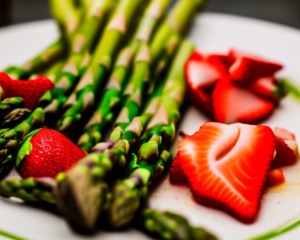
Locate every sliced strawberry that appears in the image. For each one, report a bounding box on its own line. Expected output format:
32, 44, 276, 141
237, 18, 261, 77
206, 54, 234, 72
188, 50, 204, 62
267, 169, 285, 187
212, 77, 274, 124
274, 127, 296, 141
284, 140, 299, 162
178, 122, 275, 223
185, 52, 221, 90
188, 87, 213, 116
229, 49, 261, 60
228, 49, 283, 84
250, 77, 283, 103
169, 153, 187, 184
272, 137, 297, 168
0, 72, 55, 110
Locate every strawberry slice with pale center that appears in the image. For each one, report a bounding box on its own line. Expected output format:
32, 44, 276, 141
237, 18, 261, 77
228, 49, 283, 84
185, 51, 222, 89
178, 122, 275, 222
212, 77, 274, 124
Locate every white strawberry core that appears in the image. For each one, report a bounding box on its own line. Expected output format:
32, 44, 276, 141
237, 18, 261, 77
188, 61, 220, 89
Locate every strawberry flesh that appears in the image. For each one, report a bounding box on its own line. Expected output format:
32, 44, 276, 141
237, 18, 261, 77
274, 127, 296, 141
169, 153, 187, 184
212, 77, 274, 124
17, 128, 86, 179
250, 76, 281, 103
272, 137, 297, 168
229, 55, 283, 84
185, 52, 221, 90
267, 169, 285, 187
206, 54, 234, 72
178, 122, 275, 223
188, 87, 213, 117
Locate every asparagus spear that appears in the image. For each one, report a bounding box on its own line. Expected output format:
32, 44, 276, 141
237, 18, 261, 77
55, 0, 148, 134
138, 209, 218, 240
49, 0, 82, 40
77, 0, 172, 152
3, 39, 67, 81
0, 177, 56, 204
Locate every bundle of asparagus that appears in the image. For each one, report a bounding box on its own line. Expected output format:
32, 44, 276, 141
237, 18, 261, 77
56, 0, 209, 233
77, 0, 173, 152
0, 0, 119, 179
55, 0, 147, 135
0, 0, 218, 239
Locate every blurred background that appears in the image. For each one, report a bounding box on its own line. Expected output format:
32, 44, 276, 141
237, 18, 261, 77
0, 0, 300, 29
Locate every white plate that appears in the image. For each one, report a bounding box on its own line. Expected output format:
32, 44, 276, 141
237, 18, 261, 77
1, 13, 300, 240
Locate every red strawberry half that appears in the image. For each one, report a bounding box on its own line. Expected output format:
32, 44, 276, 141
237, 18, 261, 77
178, 122, 275, 222
0, 72, 54, 110
17, 128, 86, 179
228, 49, 283, 84
212, 77, 274, 124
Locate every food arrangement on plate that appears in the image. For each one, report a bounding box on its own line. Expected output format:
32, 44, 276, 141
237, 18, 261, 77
0, 0, 300, 239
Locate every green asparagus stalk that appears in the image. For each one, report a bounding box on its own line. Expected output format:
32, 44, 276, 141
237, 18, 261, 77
0, 97, 25, 114
138, 209, 218, 240
55, 0, 147, 134
49, 0, 82, 39
1, 105, 31, 128
40, 57, 68, 82
3, 39, 67, 80
0, 177, 56, 204
77, 0, 172, 152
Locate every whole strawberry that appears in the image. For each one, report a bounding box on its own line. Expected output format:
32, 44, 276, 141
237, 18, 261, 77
16, 128, 86, 179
